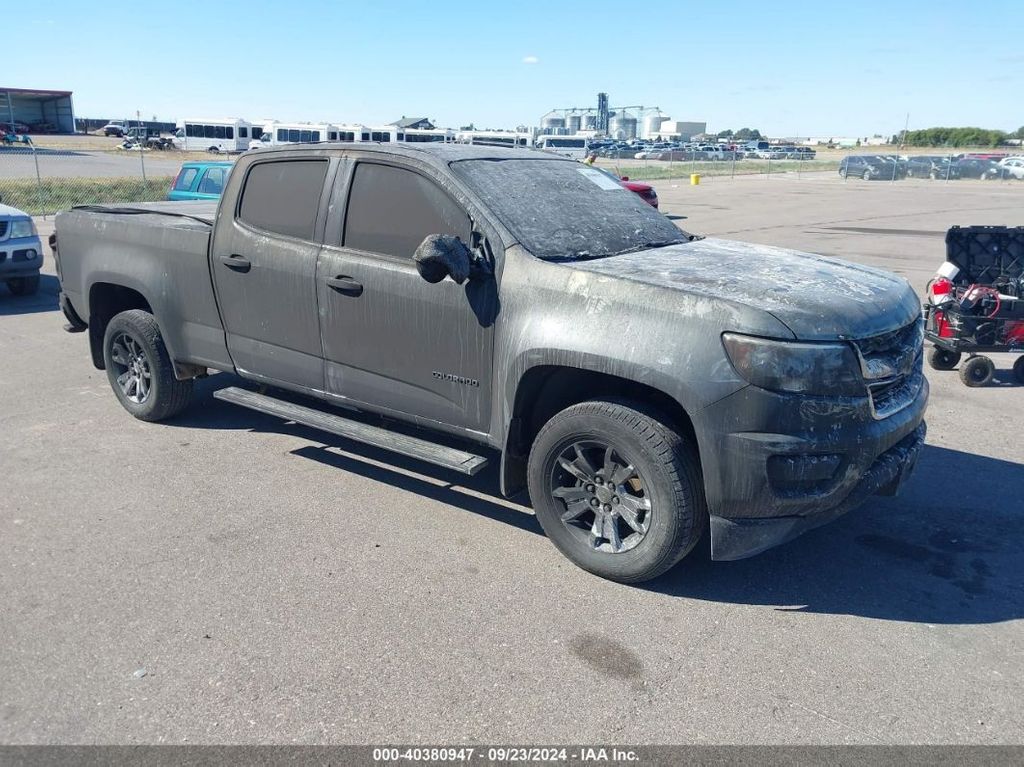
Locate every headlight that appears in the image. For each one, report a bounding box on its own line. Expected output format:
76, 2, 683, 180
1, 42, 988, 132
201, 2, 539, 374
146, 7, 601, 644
722, 333, 865, 396
9, 219, 37, 238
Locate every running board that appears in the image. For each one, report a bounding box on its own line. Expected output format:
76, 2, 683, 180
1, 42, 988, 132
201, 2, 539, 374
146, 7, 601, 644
213, 386, 488, 476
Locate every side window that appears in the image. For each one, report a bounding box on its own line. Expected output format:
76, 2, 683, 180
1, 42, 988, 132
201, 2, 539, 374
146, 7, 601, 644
226, 126, 234, 139
204, 125, 216, 139
239, 126, 248, 138
277, 129, 287, 142
174, 167, 199, 191
198, 167, 225, 195
239, 160, 329, 240
343, 163, 471, 258
252, 127, 263, 140
328, 131, 337, 141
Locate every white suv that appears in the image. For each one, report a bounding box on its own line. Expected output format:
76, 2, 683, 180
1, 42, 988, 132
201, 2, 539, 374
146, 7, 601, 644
997, 157, 1024, 180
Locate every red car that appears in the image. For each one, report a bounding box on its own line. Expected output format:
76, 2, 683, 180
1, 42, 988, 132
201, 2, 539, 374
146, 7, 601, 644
594, 166, 659, 208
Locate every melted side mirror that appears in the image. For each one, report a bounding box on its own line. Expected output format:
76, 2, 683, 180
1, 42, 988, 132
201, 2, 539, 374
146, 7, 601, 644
413, 234, 472, 284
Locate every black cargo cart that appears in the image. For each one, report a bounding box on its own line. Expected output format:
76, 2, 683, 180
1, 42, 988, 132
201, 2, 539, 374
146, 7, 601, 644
924, 226, 1024, 387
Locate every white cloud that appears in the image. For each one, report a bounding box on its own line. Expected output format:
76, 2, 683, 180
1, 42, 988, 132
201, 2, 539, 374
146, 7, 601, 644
522, 55, 539, 65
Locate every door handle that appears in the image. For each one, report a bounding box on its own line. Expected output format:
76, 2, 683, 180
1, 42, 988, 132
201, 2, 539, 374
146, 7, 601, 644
220, 254, 251, 273
326, 276, 363, 297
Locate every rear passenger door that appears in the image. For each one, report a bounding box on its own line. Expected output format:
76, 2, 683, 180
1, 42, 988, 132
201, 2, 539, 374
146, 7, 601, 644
210, 157, 331, 390
316, 159, 495, 433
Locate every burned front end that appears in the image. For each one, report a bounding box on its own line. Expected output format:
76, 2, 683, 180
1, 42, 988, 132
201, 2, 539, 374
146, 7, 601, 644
697, 318, 928, 560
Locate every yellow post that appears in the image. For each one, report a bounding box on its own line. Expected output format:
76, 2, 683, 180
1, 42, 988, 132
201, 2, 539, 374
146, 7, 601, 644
690, 173, 701, 186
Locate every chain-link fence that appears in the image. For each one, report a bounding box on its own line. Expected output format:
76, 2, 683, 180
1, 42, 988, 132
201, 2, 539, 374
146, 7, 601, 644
594, 144, 1024, 185
2, 136, 1021, 218
0, 141, 181, 217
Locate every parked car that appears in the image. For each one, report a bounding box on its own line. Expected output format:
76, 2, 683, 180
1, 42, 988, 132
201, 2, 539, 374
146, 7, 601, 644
101, 120, 129, 137
1, 120, 32, 135
906, 155, 960, 179
954, 157, 1008, 180
167, 162, 233, 201
793, 147, 816, 160
996, 157, 1024, 180
53, 143, 926, 584
839, 155, 904, 180
593, 167, 659, 208
0, 197, 43, 295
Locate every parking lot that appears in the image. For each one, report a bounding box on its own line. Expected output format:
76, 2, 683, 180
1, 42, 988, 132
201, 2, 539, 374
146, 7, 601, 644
2, 174, 1022, 744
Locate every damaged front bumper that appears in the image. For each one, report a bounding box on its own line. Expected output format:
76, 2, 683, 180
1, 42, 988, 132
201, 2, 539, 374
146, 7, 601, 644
696, 369, 928, 561
709, 422, 926, 560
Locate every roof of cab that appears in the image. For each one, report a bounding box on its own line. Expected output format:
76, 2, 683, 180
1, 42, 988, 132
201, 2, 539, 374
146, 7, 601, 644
247, 142, 568, 166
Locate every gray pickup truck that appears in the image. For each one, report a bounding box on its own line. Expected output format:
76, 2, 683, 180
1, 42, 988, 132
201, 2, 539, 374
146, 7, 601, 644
52, 143, 927, 582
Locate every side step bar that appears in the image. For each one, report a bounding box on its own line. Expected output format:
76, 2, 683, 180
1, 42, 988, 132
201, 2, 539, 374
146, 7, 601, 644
213, 386, 488, 476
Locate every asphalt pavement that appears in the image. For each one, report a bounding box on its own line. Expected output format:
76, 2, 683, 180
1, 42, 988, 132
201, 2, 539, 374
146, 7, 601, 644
1, 174, 1022, 744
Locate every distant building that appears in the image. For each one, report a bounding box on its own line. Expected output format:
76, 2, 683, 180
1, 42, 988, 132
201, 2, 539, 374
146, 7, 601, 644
1, 86, 75, 133
655, 120, 706, 141
391, 116, 435, 130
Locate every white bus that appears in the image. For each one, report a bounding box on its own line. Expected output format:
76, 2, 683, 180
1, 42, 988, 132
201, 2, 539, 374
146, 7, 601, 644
536, 135, 589, 159
456, 130, 531, 149
250, 122, 336, 149
401, 128, 455, 143
174, 118, 252, 153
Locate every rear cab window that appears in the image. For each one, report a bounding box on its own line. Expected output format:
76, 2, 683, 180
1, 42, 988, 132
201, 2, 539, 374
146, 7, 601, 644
238, 160, 329, 240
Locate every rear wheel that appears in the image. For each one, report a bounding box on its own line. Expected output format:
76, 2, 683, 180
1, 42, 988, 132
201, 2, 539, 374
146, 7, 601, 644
527, 399, 705, 583
103, 309, 193, 421
1013, 357, 1024, 385
6, 275, 40, 296
928, 346, 961, 371
959, 356, 995, 387
862, 169, 873, 181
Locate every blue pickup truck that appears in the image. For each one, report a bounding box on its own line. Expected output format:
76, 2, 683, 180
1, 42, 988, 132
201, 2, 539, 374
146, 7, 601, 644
167, 161, 233, 201
0, 199, 43, 295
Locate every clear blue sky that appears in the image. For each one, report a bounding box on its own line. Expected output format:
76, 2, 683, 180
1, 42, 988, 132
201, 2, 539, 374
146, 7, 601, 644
10, 0, 1022, 137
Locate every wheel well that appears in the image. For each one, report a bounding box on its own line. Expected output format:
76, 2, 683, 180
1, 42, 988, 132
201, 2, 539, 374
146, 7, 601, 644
87, 283, 152, 369
502, 366, 697, 496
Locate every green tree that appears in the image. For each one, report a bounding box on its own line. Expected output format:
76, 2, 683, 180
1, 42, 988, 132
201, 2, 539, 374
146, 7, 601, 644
717, 129, 734, 138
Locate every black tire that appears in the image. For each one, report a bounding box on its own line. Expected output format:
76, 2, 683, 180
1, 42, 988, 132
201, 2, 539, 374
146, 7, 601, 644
1013, 357, 1024, 385
102, 309, 193, 421
959, 356, 994, 387
862, 169, 872, 181
6, 275, 40, 296
928, 346, 961, 371
527, 399, 706, 584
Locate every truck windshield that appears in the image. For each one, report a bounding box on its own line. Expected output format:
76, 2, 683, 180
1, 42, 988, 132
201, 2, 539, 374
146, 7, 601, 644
450, 158, 689, 261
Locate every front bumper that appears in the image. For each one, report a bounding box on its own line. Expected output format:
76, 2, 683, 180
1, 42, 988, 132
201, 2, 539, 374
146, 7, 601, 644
0, 235, 43, 278
695, 369, 929, 560
709, 422, 926, 560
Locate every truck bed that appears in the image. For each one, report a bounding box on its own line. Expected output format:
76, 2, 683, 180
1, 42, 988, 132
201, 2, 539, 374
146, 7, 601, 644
55, 201, 232, 372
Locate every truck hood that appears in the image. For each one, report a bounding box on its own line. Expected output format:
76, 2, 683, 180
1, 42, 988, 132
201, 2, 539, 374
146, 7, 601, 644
570, 237, 921, 340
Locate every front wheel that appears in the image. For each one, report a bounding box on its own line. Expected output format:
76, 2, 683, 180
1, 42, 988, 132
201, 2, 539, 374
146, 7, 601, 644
527, 400, 706, 583
103, 309, 193, 421
862, 170, 873, 181
6, 275, 40, 295
928, 346, 961, 371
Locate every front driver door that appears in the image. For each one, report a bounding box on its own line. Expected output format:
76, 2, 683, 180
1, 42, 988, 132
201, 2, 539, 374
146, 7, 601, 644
316, 159, 496, 433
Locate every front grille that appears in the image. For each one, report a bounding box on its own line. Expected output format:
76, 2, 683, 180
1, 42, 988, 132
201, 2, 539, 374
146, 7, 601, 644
853, 319, 924, 419
0, 221, 8, 240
